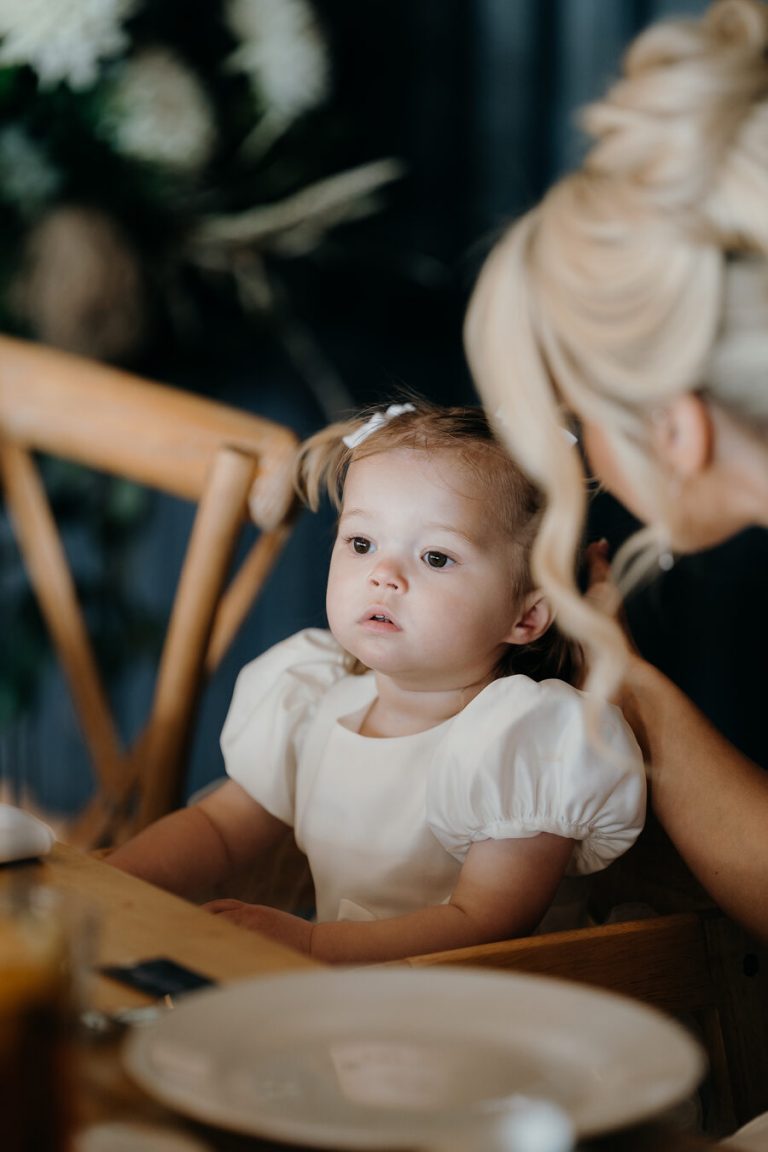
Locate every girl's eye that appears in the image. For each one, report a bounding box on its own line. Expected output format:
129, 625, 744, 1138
350, 537, 371, 555
423, 551, 454, 569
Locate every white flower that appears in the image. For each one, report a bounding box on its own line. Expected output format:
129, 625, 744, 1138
103, 47, 216, 173
225, 0, 329, 126
0, 127, 61, 214
0, 0, 139, 90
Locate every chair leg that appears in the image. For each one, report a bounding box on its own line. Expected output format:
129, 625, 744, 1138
704, 914, 768, 1129
694, 1005, 737, 1137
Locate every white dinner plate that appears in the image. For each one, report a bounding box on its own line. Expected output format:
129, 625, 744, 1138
123, 966, 705, 1149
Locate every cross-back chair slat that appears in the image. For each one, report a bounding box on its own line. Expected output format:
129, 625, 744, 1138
0, 334, 299, 847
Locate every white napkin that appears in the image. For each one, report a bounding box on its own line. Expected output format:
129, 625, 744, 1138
0, 803, 55, 863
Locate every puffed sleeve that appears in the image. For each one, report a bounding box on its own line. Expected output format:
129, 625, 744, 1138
427, 676, 646, 875
220, 628, 347, 825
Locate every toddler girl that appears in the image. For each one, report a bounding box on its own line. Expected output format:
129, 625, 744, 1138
108, 400, 645, 963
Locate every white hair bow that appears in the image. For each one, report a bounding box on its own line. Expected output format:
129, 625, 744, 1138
342, 403, 416, 449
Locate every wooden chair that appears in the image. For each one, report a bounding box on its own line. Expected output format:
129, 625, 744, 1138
402, 910, 768, 1138
0, 334, 299, 848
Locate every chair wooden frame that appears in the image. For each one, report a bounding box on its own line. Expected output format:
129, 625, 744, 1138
402, 910, 768, 1138
0, 334, 299, 846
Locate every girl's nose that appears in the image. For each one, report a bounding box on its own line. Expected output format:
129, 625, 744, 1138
369, 559, 406, 592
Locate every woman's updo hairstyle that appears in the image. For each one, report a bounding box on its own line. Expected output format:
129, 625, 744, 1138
465, 0, 768, 700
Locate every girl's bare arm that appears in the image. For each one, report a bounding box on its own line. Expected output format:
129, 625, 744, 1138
106, 779, 288, 903
205, 832, 574, 963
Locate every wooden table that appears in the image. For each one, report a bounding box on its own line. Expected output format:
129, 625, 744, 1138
12, 841, 315, 1010
1, 843, 718, 1151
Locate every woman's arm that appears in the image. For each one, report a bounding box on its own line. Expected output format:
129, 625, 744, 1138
586, 540, 768, 942
205, 832, 574, 963
623, 655, 768, 943
105, 779, 288, 903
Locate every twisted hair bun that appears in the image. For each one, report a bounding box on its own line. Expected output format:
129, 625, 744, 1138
581, 0, 768, 238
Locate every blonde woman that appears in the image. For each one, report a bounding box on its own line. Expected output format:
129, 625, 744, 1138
464, 0, 768, 944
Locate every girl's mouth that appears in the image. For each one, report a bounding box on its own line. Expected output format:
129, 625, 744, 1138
361, 609, 401, 631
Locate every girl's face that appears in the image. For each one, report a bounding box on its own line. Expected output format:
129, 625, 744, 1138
326, 448, 524, 692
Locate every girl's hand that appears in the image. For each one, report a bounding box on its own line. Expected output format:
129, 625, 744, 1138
202, 899, 313, 955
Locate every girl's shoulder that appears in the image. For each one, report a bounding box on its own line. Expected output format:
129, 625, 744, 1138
236, 627, 346, 687
459, 673, 586, 727
221, 630, 351, 823
223, 629, 349, 730
444, 673, 642, 776
429, 675, 646, 874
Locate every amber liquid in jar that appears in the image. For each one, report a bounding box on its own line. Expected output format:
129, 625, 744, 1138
0, 904, 74, 1151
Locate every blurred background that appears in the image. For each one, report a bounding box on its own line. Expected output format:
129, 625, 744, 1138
2, 0, 764, 827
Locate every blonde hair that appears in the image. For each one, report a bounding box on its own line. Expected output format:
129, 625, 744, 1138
464, 0, 768, 700
295, 398, 583, 685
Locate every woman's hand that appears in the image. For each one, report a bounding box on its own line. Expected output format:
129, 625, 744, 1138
203, 899, 314, 955
584, 539, 650, 757
584, 539, 626, 625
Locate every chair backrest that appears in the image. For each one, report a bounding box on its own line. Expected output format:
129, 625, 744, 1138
401, 911, 768, 1139
0, 334, 299, 847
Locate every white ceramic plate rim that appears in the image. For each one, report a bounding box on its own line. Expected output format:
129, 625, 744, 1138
123, 966, 705, 1149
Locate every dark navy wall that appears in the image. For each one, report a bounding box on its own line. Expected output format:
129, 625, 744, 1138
12, 1, 762, 822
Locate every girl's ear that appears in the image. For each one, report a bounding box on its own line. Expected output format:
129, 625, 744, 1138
505, 591, 553, 646
650, 394, 713, 479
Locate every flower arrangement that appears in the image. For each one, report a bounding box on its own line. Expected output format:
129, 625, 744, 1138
0, 0, 401, 368
0, 0, 403, 744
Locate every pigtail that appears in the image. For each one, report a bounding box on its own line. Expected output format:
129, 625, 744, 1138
294, 401, 422, 510
293, 419, 356, 511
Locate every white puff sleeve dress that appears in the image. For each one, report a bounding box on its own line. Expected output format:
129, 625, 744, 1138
221, 629, 646, 926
